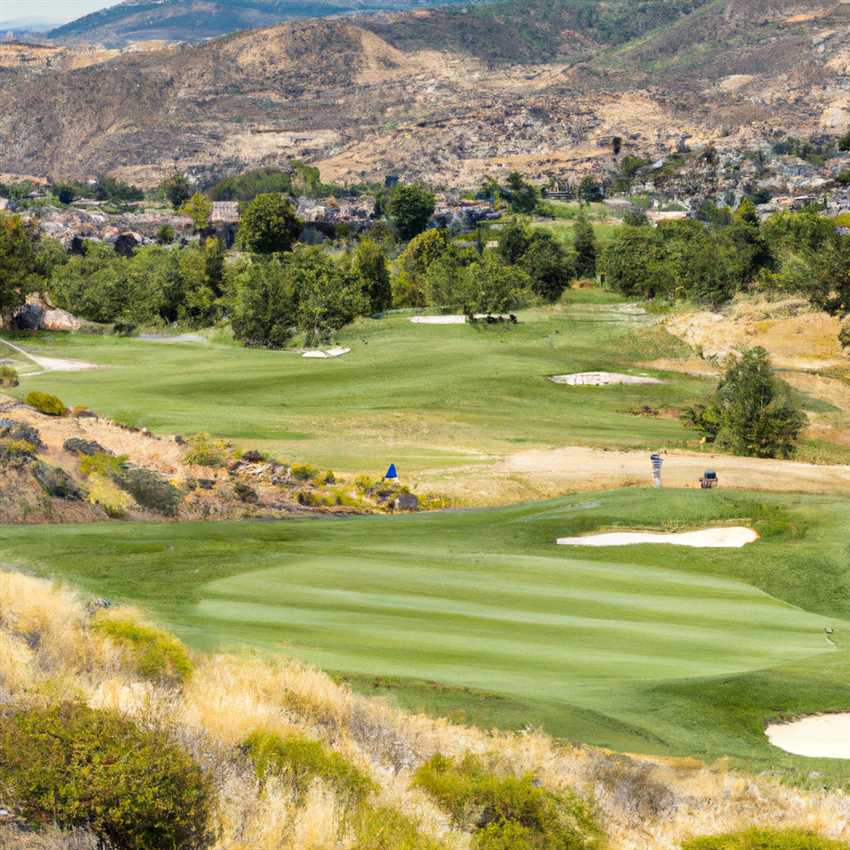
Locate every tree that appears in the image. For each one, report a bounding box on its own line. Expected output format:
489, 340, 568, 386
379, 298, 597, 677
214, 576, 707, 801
602, 226, 673, 298
292, 249, 369, 346
505, 172, 538, 214
520, 231, 574, 302
238, 193, 302, 255
180, 192, 213, 233
393, 228, 450, 307
573, 208, 597, 279
157, 224, 176, 245
578, 175, 603, 203
386, 184, 436, 240
423, 245, 476, 308
230, 256, 297, 348
352, 238, 392, 314
499, 220, 531, 265
0, 213, 41, 322
55, 183, 76, 205
465, 254, 532, 315
683, 347, 807, 459
162, 173, 192, 210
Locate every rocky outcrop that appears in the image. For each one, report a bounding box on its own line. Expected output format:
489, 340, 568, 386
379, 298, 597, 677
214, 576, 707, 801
12, 294, 81, 333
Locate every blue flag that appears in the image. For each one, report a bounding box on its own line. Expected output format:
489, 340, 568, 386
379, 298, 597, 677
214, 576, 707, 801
385, 464, 398, 480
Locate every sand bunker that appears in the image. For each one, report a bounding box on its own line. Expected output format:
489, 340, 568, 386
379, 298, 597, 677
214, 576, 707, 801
302, 347, 351, 359
557, 527, 758, 548
766, 714, 850, 759
550, 372, 665, 386
410, 316, 467, 325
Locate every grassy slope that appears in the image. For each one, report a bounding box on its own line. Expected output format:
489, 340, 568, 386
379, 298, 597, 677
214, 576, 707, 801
3, 488, 850, 781
2, 296, 705, 478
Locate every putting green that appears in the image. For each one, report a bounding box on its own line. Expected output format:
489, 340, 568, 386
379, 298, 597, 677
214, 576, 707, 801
3, 488, 850, 775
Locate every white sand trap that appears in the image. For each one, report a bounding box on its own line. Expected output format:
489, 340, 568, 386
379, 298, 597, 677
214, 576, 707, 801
302, 347, 352, 359
550, 372, 665, 386
410, 316, 467, 325
766, 714, 850, 759
557, 527, 758, 548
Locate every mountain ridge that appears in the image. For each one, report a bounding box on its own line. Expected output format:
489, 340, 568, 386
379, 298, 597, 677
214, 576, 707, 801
2, 0, 848, 188
47, 0, 474, 45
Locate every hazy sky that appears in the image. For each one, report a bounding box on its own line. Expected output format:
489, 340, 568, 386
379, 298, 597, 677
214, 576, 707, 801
1, 0, 115, 23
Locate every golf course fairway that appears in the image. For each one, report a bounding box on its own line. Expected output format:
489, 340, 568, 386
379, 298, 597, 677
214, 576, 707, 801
3, 488, 850, 778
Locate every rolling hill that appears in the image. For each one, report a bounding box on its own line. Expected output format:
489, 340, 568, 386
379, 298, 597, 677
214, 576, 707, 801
1, 0, 848, 187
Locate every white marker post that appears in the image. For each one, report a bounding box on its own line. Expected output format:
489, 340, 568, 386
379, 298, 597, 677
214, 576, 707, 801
650, 453, 664, 488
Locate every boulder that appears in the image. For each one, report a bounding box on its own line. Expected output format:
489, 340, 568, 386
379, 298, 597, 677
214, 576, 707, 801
42, 307, 81, 332
63, 438, 111, 457
393, 492, 420, 512
11, 302, 44, 331
0, 419, 44, 450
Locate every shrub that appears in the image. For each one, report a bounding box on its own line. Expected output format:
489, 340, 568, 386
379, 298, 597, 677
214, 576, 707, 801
0, 418, 43, 448
32, 462, 83, 500
413, 753, 601, 850
351, 806, 447, 850
291, 462, 319, 481
25, 391, 67, 417
243, 730, 375, 806
0, 365, 18, 388
0, 703, 211, 850
0, 438, 36, 458
93, 614, 193, 683
475, 820, 537, 850
681, 829, 850, 850
184, 433, 231, 468
115, 467, 182, 517
79, 451, 127, 478
87, 473, 134, 517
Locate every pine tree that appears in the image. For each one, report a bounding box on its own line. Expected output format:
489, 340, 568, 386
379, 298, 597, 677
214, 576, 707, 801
573, 208, 597, 279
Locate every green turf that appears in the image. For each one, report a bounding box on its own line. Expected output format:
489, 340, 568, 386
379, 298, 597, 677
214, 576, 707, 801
0, 298, 707, 477
3, 488, 850, 782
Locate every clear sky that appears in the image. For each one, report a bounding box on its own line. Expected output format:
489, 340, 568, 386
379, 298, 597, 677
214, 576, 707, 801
1, 0, 115, 24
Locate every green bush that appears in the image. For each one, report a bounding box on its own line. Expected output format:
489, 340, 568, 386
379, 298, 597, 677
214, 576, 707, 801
291, 462, 320, 482
25, 391, 67, 417
0, 365, 18, 388
681, 829, 850, 850
115, 467, 182, 516
184, 433, 231, 468
413, 753, 601, 850
0, 703, 211, 850
79, 451, 127, 478
351, 806, 447, 850
93, 615, 194, 683
243, 730, 375, 806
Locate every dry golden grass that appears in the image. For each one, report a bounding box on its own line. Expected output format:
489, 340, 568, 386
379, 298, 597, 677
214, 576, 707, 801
0, 569, 848, 850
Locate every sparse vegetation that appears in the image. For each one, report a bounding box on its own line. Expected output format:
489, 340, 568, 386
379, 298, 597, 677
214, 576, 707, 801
682, 830, 850, 850
92, 613, 194, 683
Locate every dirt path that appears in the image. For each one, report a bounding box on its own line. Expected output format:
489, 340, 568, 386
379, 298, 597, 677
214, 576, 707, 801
0, 338, 99, 375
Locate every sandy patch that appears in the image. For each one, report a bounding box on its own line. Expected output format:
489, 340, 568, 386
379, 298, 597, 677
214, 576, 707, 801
138, 333, 207, 344
641, 358, 719, 378
302, 347, 351, 359
557, 527, 758, 548
410, 316, 467, 325
550, 372, 665, 386
766, 714, 850, 760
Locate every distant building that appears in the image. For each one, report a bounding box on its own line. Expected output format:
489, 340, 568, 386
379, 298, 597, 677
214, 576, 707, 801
210, 201, 240, 224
